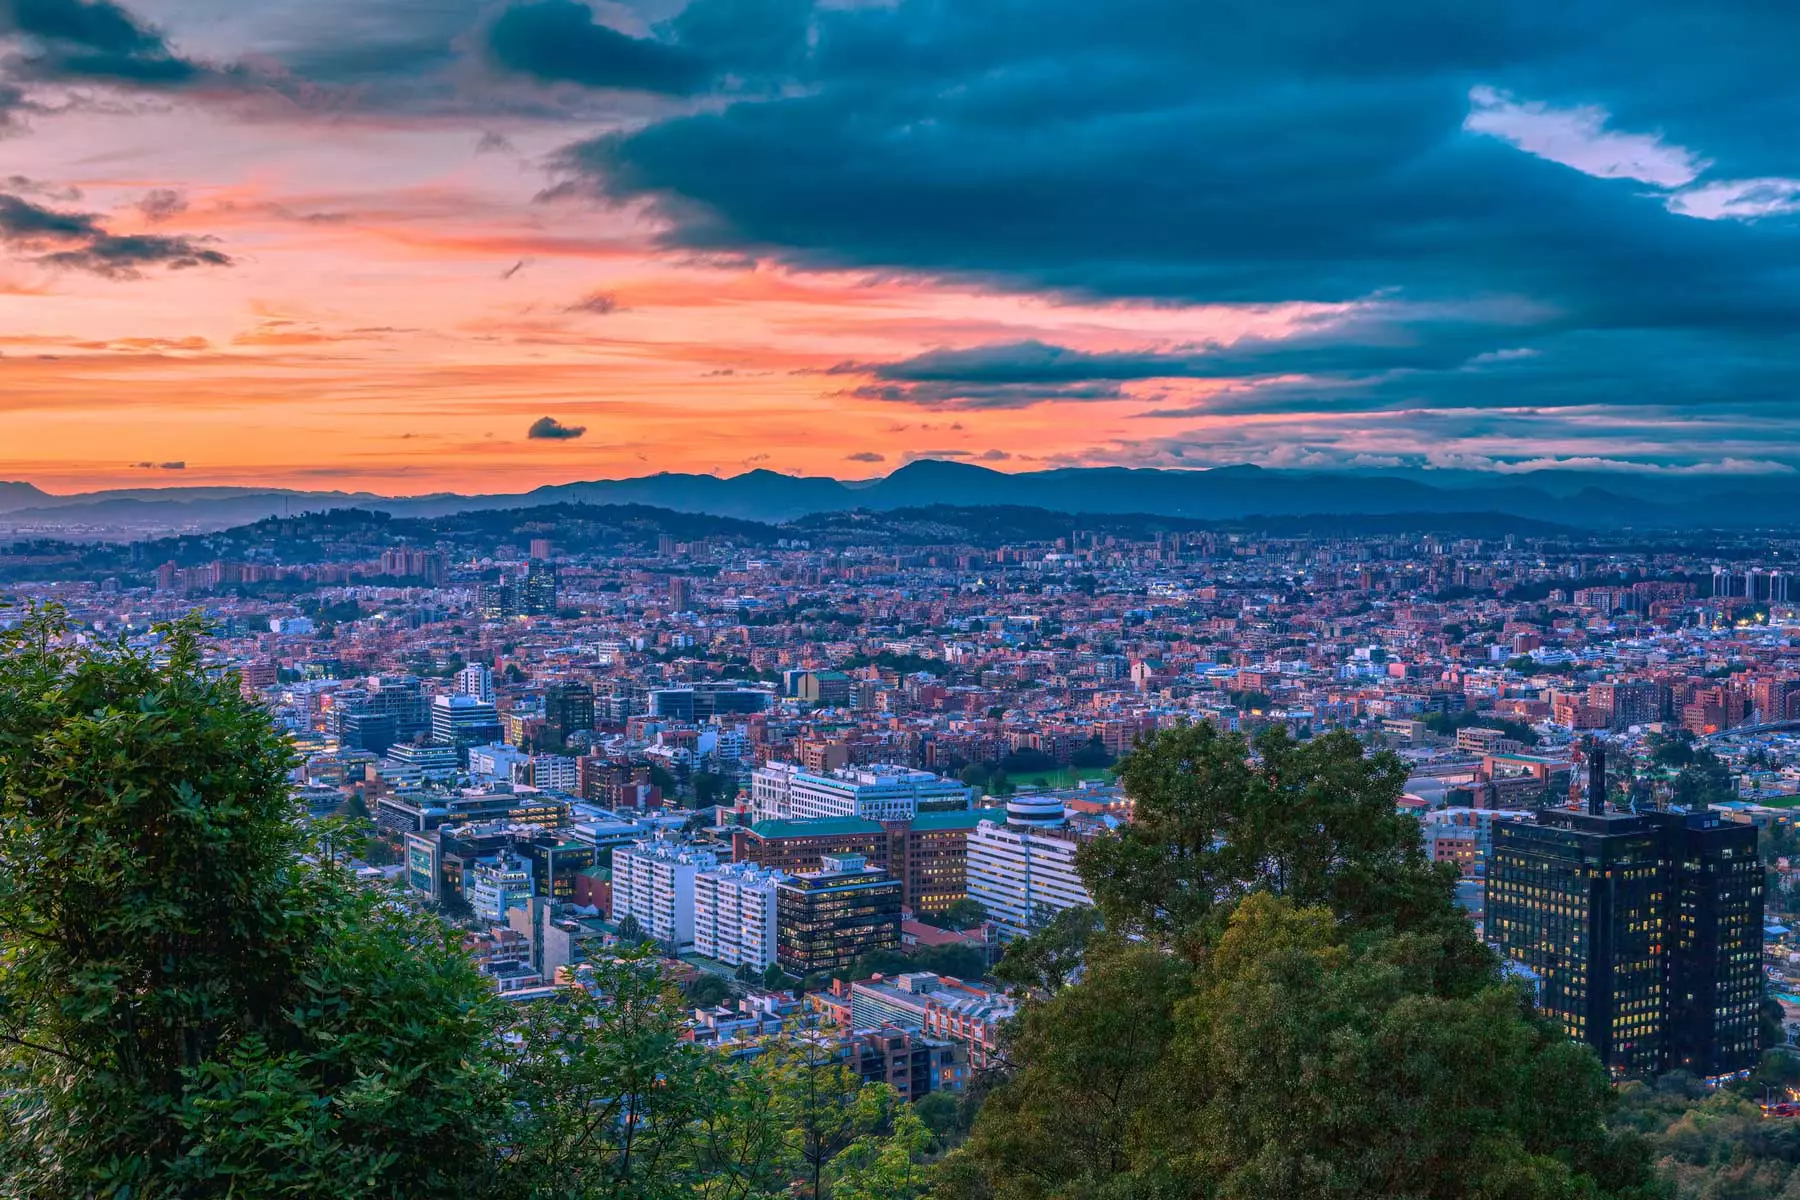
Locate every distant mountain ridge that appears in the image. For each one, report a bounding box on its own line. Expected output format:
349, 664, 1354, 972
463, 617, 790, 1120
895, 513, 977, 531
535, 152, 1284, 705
1, 461, 1796, 533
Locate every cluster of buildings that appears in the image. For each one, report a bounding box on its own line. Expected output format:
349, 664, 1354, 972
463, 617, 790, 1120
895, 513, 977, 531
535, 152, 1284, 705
15, 515, 1800, 1086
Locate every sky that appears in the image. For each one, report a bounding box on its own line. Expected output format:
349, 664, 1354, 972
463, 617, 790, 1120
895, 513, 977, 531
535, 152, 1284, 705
3, 0, 1800, 495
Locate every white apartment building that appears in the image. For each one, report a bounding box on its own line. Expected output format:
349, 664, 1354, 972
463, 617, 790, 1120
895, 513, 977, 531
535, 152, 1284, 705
469, 850, 534, 923
966, 797, 1093, 941
455, 662, 494, 702
613, 838, 719, 950
750, 762, 971, 822
693, 861, 787, 971
529, 754, 579, 792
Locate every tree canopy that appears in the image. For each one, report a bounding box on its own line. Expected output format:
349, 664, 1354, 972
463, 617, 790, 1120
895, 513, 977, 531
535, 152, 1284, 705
954, 722, 1657, 1200
0, 610, 500, 1196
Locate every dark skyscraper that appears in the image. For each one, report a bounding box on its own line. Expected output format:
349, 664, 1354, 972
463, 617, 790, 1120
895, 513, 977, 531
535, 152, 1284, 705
521, 560, 558, 616
542, 681, 596, 751
1487, 783, 1764, 1079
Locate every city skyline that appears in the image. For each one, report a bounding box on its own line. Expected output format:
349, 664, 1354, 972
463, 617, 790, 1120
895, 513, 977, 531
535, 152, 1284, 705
5, 0, 1800, 493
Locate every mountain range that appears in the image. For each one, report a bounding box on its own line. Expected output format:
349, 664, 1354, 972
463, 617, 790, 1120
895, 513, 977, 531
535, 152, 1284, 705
0, 461, 1794, 535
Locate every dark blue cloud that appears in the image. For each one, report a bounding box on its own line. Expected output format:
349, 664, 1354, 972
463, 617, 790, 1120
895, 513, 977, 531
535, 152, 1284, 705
539, 0, 1800, 451
0, 0, 206, 85
487, 0, 710, 94
527, 415, 587, 439
0, 191, 232, 278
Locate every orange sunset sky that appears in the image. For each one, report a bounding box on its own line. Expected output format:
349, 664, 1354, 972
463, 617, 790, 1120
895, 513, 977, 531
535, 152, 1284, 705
4, 0, 1798, 495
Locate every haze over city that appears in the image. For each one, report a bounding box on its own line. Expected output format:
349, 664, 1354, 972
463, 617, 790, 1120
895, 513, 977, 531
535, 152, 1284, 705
5, 0, 1800, 493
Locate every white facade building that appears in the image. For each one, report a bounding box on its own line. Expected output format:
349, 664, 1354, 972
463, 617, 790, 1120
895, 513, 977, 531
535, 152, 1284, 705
966, 797, 1093, 941
529, 754, 580, 792
455, 662, 494, 702
469, 850, 534, 923
613, 839, 719, 950
693, 861, 787, 971
468, 742, 529, 783
749, 762, 971, 822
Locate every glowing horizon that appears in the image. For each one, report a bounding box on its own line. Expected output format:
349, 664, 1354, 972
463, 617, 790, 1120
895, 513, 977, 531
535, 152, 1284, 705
5, 0, 1799, 492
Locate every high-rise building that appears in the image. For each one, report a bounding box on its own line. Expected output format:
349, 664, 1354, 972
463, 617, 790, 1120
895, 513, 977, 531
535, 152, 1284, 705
776, 853, 902, 975
379, 547, 447, 584
431, 693, 503, 757
668, 576, 691, 611
694, 861, 787, 971
965, 796, 1094, 941
521, 560, 558, 616
456, 663, 494, 702
613, 839, 719, 950
469, 850, 534, 923
477, 580, 515, 621
1486, 752, 1764, 1080
648, 684, 772, 722
542, 681, 596, 751
733, 808, 1005, 914
750, 762, 971, 822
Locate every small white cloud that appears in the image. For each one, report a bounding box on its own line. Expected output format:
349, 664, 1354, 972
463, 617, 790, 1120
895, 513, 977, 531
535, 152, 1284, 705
1465, 86, 1707, 188
1466, 347, 1540, 365
1667, 177, 1800, 221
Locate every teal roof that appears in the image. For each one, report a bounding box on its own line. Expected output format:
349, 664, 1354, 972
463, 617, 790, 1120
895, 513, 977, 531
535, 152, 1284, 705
747, 817, 884, 839
909, 807, 1007, 832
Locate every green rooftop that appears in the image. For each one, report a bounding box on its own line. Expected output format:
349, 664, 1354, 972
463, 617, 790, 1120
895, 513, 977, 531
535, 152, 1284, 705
747, 816, 884, 839
909, 807, 1007, 831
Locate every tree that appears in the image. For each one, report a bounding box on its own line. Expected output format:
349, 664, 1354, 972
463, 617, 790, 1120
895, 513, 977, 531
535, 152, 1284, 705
947, 897, 1655, 1200
912, 1091, 965, 1147
993, 905, 1100, 994
693, 771, 734, 808
437, 887, 475, 922
0, 609, 501, 1197
762, 963, 794, 992
947, 719, 1656, 1200
918, 898, 988, 932
1083, 724, 1479, 975
828, 1104, 934, 1200
685, 973, 735, 1009
1067, 738, 1114, 769
766, 1035, 901, 1200
616, 912, 648, 945
500, 958, 785, 1200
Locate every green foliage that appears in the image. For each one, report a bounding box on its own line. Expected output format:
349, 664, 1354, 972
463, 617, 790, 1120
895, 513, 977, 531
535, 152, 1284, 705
1087, 724, 1477, 967
1673, 747, 1736, 810
0, 608, 500, 1197
827, 942, 989, 986
0, 609, 954, 1200
947, 720, 1656, 1200
840, 652, 941, 677
916, 898, 988, 932
500, 958, 785, 1200
693, 770, 735, 807
1066, 738, 1114, 769
1651, 731, 1697, 768
1610, 1070, 1800, 1200
993, 906, 1100, 994
764, 1036, 906, 1200
911, 1090, 966, 1147
998, 748, 1056, 776
1422, 709, 1542, 746
685, 973, 735, 1009
949, 896, 1654, 1200
616, 912, 648, 945
958, 762, 1015, 798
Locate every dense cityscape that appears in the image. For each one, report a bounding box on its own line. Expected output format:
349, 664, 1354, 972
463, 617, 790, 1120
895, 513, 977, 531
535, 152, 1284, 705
7, 0, 1800, 1191
6, 502, 1799, 1096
